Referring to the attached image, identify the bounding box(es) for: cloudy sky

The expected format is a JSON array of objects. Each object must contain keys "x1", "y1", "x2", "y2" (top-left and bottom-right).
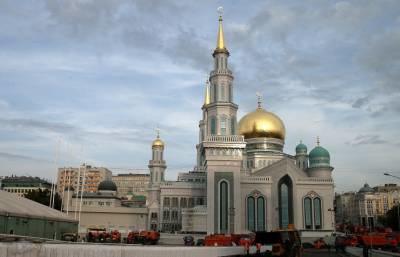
[{"x1": 0, "y1": 0, "x2": 399, "y2": 192}]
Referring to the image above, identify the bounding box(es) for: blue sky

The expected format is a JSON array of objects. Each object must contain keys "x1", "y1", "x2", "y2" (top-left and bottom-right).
[{"x1": 0, "y1": 0, "x2": 399, "y2": 192}]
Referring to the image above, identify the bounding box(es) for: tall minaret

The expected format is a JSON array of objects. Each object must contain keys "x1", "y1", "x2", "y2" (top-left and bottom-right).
[
  {"x1": 196, "y1": 7, "x2": 239, "y2": 169},
  {"x1": 149, "y1": 129, "x2": 166, "y2": 184},
  {"x1": 199, "y1": 8, "x2": 246, "y2": 235},
  {"x1": 147, "y1": 129, "x2": 166, "y2": 231},
  {"x1": 207, "y1": 7, "x2": 238, "y2": 134}
]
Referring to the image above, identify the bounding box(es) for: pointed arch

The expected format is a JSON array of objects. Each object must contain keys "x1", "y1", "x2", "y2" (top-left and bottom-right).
[
  {"x1": 278, "y1": 175, "x2": 293, "y2": 229},
  {"x1": 218, "y1": 179, "x2": 229, "y2": 233}
]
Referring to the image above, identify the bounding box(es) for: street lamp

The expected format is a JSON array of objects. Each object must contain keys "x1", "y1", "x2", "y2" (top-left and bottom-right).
[{"x1": 384, "y1": 172, "x2": 400, "y2": 180}]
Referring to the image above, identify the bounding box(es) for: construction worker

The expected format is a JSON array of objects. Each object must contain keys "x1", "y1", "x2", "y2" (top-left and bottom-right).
[{"x1": 256, "y1": 242, "x2": 262, "y2": 255}]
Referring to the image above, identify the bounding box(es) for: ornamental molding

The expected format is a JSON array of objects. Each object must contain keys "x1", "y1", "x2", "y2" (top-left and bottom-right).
[{"x1": 305, "y1": 190, "x2": 320, "y2": 198}]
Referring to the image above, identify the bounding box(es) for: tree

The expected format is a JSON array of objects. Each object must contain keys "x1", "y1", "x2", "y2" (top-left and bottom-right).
[
  {"x1": 384, "y1": 205, "x2": 400, "y2": 230},
  {"x1": 24, "y1": 189, "x2": 62, "y2": 210}
]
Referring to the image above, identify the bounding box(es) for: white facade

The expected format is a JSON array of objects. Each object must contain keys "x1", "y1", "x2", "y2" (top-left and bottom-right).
[{"x1": 146, "y1": 14, "x2": 335, "y2": 238}]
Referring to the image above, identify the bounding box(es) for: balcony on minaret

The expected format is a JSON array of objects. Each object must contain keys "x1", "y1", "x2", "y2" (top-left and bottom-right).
[
  {"x1": 210, "y1": 69, "x2": 233, "y2": 78},
  {"x1": 204, "y1": 135, "x2": 244, "y2": 143},
  {"x1": 148, "y1": 160, "x2": 166, "y2": 166}
]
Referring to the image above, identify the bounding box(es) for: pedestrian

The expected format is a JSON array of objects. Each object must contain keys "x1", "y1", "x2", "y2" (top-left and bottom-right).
[
  {"x1": 256, "y1": 242, "x2": 261, "y2": 256},
  {"x1": 363, "y1": 245, "x2": 369, "y2": 257}
]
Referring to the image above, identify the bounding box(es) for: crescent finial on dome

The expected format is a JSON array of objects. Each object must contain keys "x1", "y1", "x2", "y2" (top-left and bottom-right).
[{"x1": 256, "y1": 92, "x2": 263, "y2": 109}]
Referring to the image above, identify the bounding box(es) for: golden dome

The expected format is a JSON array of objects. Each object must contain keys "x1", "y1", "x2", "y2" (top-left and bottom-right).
[
  {"x1": 238, "y1": 107, "x2": 286, "y2": 140},
  {"x1": 152, "y1": 138, "x2": 164, "y2": 147},
  {"x1": 152, "y1": 129, "x2": 164, "y2": 148}
]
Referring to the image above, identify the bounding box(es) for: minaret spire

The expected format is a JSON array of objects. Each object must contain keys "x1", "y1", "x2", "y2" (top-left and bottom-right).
[
  {"x1": 256, "y1": 92, "x2": 263, "y2": 109},
  {"x1": 216, "y1": 7, "x2": 225, "y2": 50}
]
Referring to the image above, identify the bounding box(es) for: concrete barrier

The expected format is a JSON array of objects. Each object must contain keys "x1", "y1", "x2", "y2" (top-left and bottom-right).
[{"x1": 0, "y1": 242, "x2": 248, "y2": 257}]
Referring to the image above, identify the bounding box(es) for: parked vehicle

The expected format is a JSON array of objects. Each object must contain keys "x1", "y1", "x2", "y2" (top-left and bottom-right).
[
  {"x1": 61, "y1": 233, "x2": 77, "y2": 242},
  {"x1": 255, "y1": 229, "x2": 302, "y2": 257},
  {"x1": 86, "y1": 228, "x2": 107, "y2": 243},
  {"x1": 183, "y1": 235, "x2": 195, "y2": 246},
  {"x1": 203, "y1": 233, "x2": 254, "y2": 247},
  {"x1": 127, "y1": 230, "x2": 160, "y2": 245}
]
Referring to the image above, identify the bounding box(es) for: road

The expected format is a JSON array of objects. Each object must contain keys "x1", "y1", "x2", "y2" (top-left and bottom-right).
[
  {"x1": 236, "y1": 249, "x2": 352, "y2": 257},
  {"x1": 303, "y1": 249, "x2": 351, "y2": 257}
]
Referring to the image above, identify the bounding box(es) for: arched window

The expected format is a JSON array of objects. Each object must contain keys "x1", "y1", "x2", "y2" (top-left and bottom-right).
[
  {"x1": 219, "y1": 181, "x2": 229, "y2": 233},
  {"x1": 210, "y1": 117, "x2": 216, "y2": 135},
  {"x1": 231, "y1": 117, "x2": 235, "y2": 134},
  {"x1": 247, "y1": 196, "x2": 255, "y2": 231},
  {"x1": 220, "y1": 117, "x2": 227, "y2": 135},
  {"x1": 304, "y1": 197, "x2": 313, "y2": 229},
  {"x1": 314, "y1": 198, "x2": 322, "y2": 229},
  {"x1": 257, "y1": 197, "x2": 265, "y2": 231},
  {"x1": 278, "y1": 175, "x2": 293, "y2": 229},
  {"x1": 221, "y1": 85, "x2": 225, "y2": 101},
  {"x1": 214, "y1": 84, "x2": 217, "y2": 102},
  {"x1": 303, "y1": 194, "x2": 323, "y2": 230},
  {"x1": 246, "y1": 194, "x2": 266, "y2": 232}
]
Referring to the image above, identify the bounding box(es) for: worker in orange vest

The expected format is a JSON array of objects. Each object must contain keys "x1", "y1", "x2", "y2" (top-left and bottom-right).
[
  {"x1": 256, "y1": 243, "x2": 262, "y2": 255},
  {"x1": 244, "y1": 241, "x2": 250, "y2": 255}
]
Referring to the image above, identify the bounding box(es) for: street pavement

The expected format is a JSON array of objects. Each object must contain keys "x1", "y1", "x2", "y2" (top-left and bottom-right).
[{"x1": 303, "y1": 249, "x2": 351, "y2": 257}]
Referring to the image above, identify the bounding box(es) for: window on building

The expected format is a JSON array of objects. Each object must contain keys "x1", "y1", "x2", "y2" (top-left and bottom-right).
[
  {"x1": 220, "y1": 85, "x2": 225, "y2": 101},
  {"x1": 211, "y1": 117, "x2": 217, "y2": 135},
  {"x1": 163, "y1": 210, "x2": 169, "y2": 220},
  {"x1": 180, "y1": 198, "x2": 187, "y2": 208},
  {"x1": 257, "y1": 197, "x2": 265, "y2": 231},
  {"x1": 188, "y1": 198, "x2": 194, "y2": 208},
  {"x1": 219, "y1": 180, "x2": 229, "y2": 233},
  {"x1": 220, "y1": 118, "x2": 227, "y2": 135},
  {"x1": 247, "y1": 196, "x2": 255, "y2": 231},
  {"x1": 172, "y1": 197, "x2": 178, "y2": 207},
  {"x1": 314, "y1": 198, "x2": 322, "y2": 229},
  {"x1": 247, "y1": 195, "x2": 266, "y2": 232},
  {"x1": 164, "y1": 197, "x2": 170, "y2": 207},
  {"x1": 214, "y1": 84, "x2": 217, "y2": 102},
  {"x1": 151, "y1": 212, "x2": 158, "y2": 219},
  {"x1": 278, "y1": 175, "x2": 293, "y2": 229},
  {"x1": 231, "y1": 117, "x2": 235, "y2": 134},
  {"x1": 304, "y1": 197, "x2": 313, "y2": 229}
]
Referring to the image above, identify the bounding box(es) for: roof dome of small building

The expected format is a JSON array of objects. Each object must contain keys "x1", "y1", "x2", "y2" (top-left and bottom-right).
[
  {"x1": 98, "y1": 180, "x2": 117, "y2": 191},
  {"x1": 295, "y1": 141, "x2": 307, "y2": 155},
  {"x1": 309, "y1": 146, "x2": 330, "y2": 159},
  {"x1": 359, "y1": 183, "x2": 374, "y2": 193},
  {"x1": 152, "y1": 130, "x2": 164, "y2": 148},
  {"x1": 309, "y1": 138, "x2": 331, "y2": 168}
]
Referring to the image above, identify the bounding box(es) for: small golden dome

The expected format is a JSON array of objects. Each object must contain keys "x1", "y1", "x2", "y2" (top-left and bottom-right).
[
  {"x1": 238, "y1": 107, "x2": 286, "y2": 140},
  {"x1": 152, "y1": 138, "x2": 164, "y2": 147},
  {"x1": 152, "y1": 129, "x2": 164, "y2": 147}
]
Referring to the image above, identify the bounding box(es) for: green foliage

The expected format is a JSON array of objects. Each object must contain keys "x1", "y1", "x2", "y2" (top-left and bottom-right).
[
  {"x1": 384, "y1": 205, "x2": 400, "y2": 230},
  {"x1": 24, "y1": 189, "x2": 62, "y2": 210}
]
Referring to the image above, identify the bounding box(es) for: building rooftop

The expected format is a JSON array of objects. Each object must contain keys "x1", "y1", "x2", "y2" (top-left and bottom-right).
[
  {"x1": 1, "y1": 176, "x2": 51, "y2": 187},
  {"x1": 0, "y1": 190, "x2": 76, "y2": 223}
]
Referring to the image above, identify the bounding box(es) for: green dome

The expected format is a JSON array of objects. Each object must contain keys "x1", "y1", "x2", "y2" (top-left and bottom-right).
[
  {"x1": 309, "y1": 145, "x2": 330, "y2": 168},
  {"x1": 98, "y1": 180, "x2": 117, "y2": 191},
  {"x1": 359, "y1": 183, "x2": 374, "y2": 193},
  {"x1": 295, "y1": 142, "x2": 307, "y2": 154},
  {"x1": 309, "y1": 146, "x2": 330, "y2": 159}
]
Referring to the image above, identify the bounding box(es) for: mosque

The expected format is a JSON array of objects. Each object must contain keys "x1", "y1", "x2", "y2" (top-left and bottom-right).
[{"x1": 145, "y1": 12, "x2": 335, "y2": 238}]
